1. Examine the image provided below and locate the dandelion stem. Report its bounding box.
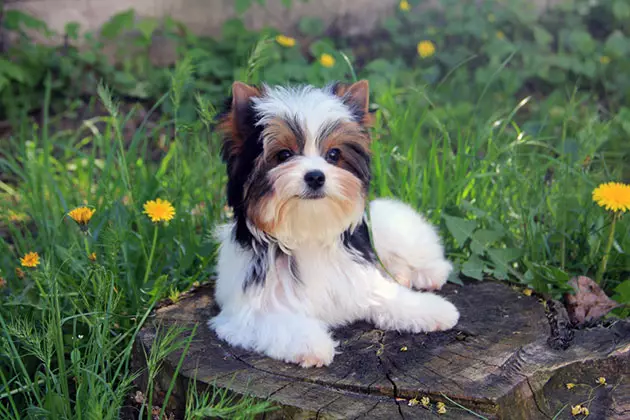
[83,236,90,256]
[143,225,159,287]
[595,212,619,285]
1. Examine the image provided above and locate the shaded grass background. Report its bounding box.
[0,31,629,420]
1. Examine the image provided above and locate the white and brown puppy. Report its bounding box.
[209,80,459,368]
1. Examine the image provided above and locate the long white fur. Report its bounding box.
[209,85,460,368]
[210,199,459,368]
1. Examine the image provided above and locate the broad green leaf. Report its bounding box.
[137,18,158,41]
[65,22,81,40]
[487,247,522,270]
[443,215,477,247]
[470,229,504,255]
[614,280,630,303]
[568,30,595,54]
[101,9,135,39]
[462,254,484,280]
[604,31,628,57]
[0,59,26,83]
[5,10,49,32]
[533,26,553,47]
[235,0,254,14]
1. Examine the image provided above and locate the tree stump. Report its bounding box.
[134,280,630,419]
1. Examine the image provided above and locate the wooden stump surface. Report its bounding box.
[135,280,630,419]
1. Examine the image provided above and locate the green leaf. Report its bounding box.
[470,229,504,255]
[613,280,630,303]
[613,0,630,19]
[65,22,81,40]
[604,31,628,57]
[532,26,553,47]
[299,17,325,37]
[235,0,254,14]
[5,10,49,32]
[101,9,135,39]
[462,254,484,280]
[568,30,596,54]
[137,18,158,41]
[0,58,26,83]
[281,0,293,8]
[443,214,477,247]
[487,248,522,270]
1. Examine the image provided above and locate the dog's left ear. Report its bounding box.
[335,80,372,126]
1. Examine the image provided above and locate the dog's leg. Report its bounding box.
[366,273,460,332]
[369,198,453,291]
[209,310,337,368]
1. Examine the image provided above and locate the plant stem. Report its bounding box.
[83,236,90,256]
[595,212,619,285]
[143,225,159,287]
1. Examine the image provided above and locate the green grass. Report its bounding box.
[1,29,629,420]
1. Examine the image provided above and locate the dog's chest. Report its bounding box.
[284,244,374,323]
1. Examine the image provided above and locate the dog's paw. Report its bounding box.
[291,339,336,368]
[410,259,453,291]
[400,293,460,333]
[419,294,460,332]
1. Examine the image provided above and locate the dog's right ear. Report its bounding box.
[219,82,261,160]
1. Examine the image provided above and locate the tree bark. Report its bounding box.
[134,280,630,419]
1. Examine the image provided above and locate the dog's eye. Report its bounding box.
[277,149,294,163]
[326,148,341,163]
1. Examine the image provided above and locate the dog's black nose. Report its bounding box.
[304,170,326,190]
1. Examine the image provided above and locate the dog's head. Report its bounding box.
[218,80,372,247]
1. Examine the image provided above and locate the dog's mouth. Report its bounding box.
[300,191,326,200]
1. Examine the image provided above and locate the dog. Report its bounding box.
[209,80,460,368]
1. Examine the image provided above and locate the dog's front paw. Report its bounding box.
[291,337,337,368]
[403,293,460,333]
[410,259,453,291]
[420,294,460,332]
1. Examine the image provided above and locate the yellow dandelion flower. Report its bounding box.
[436,401,446,414]
[88,252,97,262]
[581,406,590,415]
[15,267,25,279]
[20,252,40,268]
[408,397,419,406]
[523,288,533,296]
[68,206,95,226]
[571,405,582,416]
[421,396,430,407]
[319,53,335,68]
[417,40,436,58]
[593,182,630,213]
[596,376,606,385]
[143,198,176,223]
[566,382,575,389]
[399,0,411,11]
[275,34,296,48]
[496,31,506,40]
[599,56,611,65]
[400,346,408,352]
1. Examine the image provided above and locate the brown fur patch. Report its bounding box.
[262,118,303,164]
[320,121,371,183]
[219,82,261,161]
[334,80,373,126]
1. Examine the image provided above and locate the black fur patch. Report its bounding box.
[342,221,376,264]
[243,244,269,290]
[218,95,265,249]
